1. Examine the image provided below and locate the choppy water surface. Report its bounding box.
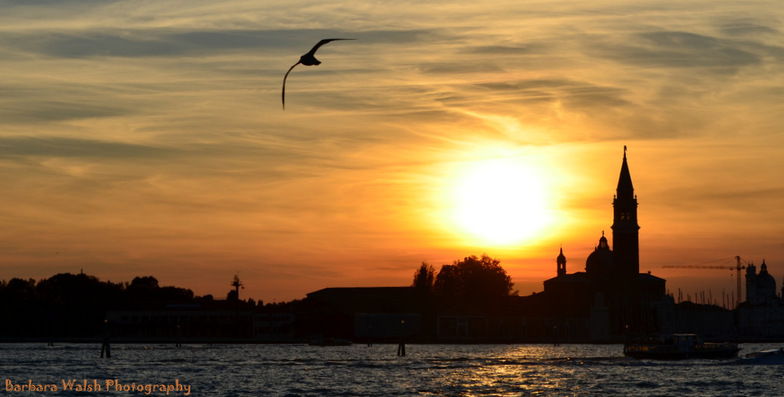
[2,343,782,396]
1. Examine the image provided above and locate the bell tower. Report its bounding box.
[611,146,640,280]
[557,247,566,277]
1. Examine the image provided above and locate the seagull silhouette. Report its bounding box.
[282,38,355,109]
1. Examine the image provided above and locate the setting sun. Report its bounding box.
[448,158,553,246]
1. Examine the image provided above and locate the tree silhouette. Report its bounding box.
[228,275,244,302]
[412,262,435,293]
[432,254,515,307]
[129,276,159,290]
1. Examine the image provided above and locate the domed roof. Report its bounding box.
[586,234,613,276]
[757,260,776,291]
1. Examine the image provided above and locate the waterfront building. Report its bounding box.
[738,261,784,339]
[539,148,667,340]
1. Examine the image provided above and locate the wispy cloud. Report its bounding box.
[589,30,766,71]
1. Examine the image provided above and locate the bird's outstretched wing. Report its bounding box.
[282,38,356,110]
[306,38,356,56]
[282,61,300,110]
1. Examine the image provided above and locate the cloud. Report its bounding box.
[0,136,168,159]
[0,29,284,58]
[477,79,631,108]
[714,17,780,38]
[0,27,436,59]
[0,99,128,124]
[587,30,763,73]
[464,45,539,55]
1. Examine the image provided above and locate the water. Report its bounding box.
[2,343,782,396]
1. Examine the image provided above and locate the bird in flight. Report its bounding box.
[282,38,355,109]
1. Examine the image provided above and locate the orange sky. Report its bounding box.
[1,0,783,303]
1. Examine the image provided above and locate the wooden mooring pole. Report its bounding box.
[397,319,406,357]
[100,319,111,358]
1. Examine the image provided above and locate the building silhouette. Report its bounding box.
[737,261,784,339]
[538,147,666,340]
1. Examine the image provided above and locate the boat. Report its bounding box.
[624,334,740,360]
[742,347,784,364]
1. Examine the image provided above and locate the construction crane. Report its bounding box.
[663,256,747,306]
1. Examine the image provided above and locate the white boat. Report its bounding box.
[743,348,784,364]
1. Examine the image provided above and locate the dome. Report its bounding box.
[586,234,613,276]
[757,260,776,292]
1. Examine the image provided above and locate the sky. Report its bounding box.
[1,0,783,303]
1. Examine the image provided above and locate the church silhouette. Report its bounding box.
[527,147,667,340]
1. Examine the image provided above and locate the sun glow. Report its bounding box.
[448,157,553,247]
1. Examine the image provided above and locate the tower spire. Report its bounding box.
[616,146,634,200]
[612,146,639,280]
[557,246,567,277]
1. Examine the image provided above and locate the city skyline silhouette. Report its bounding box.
[3,150,782,343]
